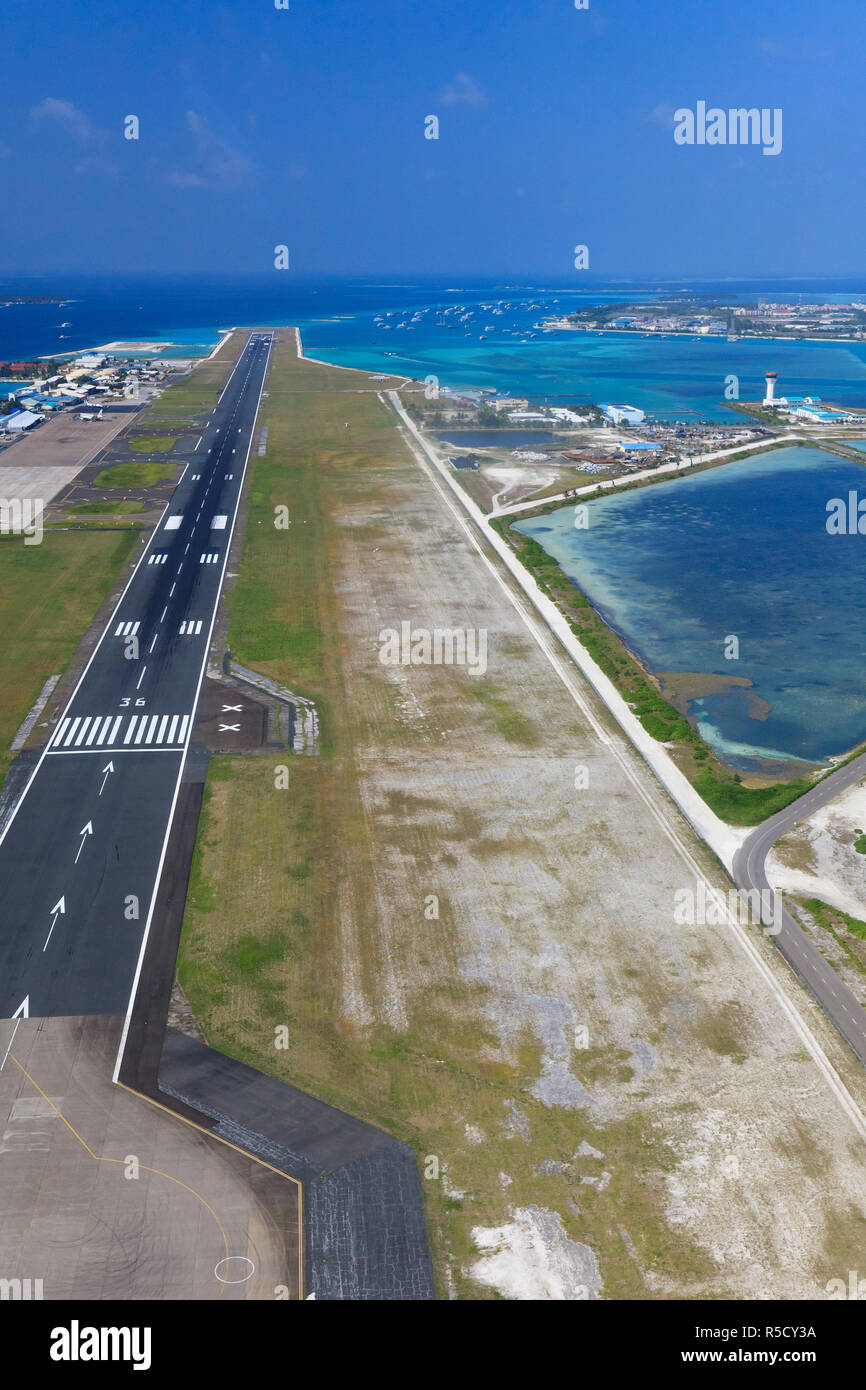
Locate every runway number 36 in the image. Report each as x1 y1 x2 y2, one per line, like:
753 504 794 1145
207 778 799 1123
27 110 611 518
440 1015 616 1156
119 697 146 707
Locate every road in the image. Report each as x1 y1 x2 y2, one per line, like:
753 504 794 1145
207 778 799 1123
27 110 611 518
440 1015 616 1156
0 332 272 1023
733 749 866 1067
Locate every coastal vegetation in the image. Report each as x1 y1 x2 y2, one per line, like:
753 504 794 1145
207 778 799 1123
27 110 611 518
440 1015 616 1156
800 898 866 976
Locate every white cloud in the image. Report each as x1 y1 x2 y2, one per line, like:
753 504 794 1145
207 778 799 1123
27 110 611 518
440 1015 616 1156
438 73 488 108
74 156 118 178
647 103 676 129
31 98 99 142
167 109 254 190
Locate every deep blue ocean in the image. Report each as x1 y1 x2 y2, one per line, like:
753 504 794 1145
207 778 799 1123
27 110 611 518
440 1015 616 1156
516 447 866 769
4 274 866 422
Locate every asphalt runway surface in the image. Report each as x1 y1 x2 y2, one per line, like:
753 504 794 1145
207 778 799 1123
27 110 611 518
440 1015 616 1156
733 749 866 1066
0 333 272 1021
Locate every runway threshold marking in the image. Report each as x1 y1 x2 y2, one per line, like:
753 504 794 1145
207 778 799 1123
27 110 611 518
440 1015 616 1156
50 714 189 750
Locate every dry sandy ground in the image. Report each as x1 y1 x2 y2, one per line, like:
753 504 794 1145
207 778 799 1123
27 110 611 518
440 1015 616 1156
769 780 866 923
326 395 866 1300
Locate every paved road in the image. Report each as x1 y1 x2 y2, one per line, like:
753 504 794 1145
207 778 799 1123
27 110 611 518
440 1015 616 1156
733 750 866 1066
0 332 272 1020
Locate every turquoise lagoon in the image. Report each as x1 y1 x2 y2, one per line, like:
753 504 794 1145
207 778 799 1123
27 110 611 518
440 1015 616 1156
515 447 866 770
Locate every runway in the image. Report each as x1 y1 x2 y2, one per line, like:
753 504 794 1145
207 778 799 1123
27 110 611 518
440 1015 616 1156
0 332 272 1022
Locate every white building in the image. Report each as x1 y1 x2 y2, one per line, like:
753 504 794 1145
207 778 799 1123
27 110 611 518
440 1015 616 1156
2 409 43 431
603 403 645 426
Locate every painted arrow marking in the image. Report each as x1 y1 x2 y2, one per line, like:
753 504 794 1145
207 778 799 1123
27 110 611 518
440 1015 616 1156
1 996 30 1070
98 762 115 797
74 821 93 865
43 897 66 952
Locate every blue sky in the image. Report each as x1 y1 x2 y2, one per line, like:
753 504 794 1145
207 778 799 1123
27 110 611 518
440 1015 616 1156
0 0 862 277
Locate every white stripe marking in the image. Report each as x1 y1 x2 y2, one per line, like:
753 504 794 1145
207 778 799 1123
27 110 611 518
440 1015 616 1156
63 717 81 747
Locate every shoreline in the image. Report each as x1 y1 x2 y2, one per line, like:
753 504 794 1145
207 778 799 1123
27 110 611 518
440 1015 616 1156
547 324 866 346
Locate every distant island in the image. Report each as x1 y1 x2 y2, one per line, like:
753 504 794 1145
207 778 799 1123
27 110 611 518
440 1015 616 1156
544 294 866 343
0 295 67 306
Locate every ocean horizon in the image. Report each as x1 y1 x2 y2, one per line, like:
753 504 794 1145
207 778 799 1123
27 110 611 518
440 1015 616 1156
3 274 866 421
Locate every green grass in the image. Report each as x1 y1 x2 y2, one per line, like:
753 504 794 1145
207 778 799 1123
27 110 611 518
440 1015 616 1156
93 461 177 489
802 898 866 976
470 684 541 746
128 434 179 453
0 528 139 785
690 771 814 826
66 500 145 516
